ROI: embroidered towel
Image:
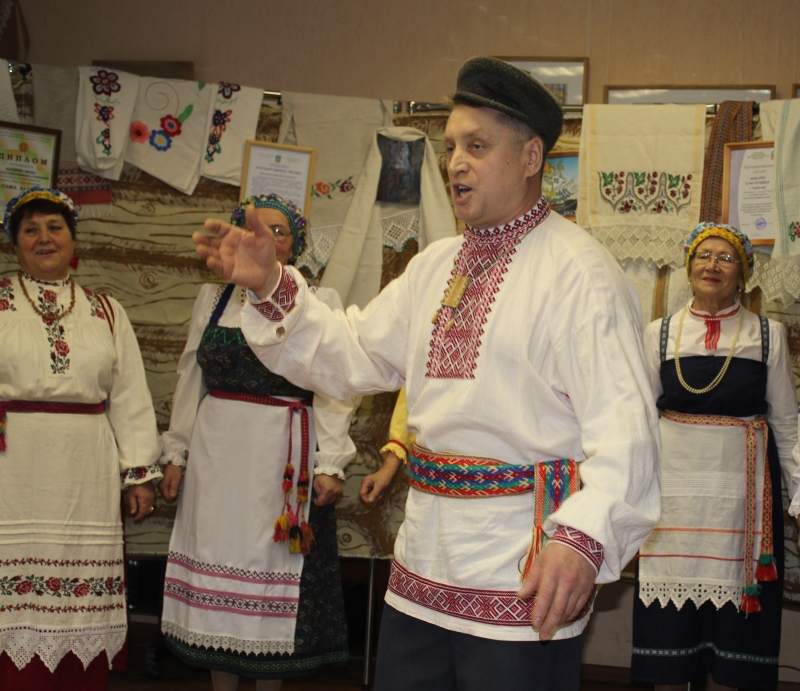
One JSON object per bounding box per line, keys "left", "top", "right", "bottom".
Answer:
{"left": 578, "top": 104, "right": 706, "bottom": 267}
{"left": 32, "top": 64, "right": 79, "bottom": 163}
{"left": 0, "top": 61, "right": 18, "bottom": 123}
{"left": 320, "top": 127, "right": 456, "bottom": 308}
{"left": 699, "top": 101, "right": 753, "bottom": 223}
{"left": 761, "top": 100, "right": 800, "bottom": 257}
{"left": 201, "top": 82, "right": 262, "bottom": 186}
{"left": 124, "top": 78, "right": 212, "bottom": 195}
{"left": 76, "top": 66, "right": 139, "bottom": 181}
{"left": 278, "top": 92, "right": 393, "bottom": 227}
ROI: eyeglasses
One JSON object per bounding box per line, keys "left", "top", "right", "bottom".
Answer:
{"left": 271, "top": 226, "right": 293, "bottom": 240}
{"left": 691, "top": 250, "right": 740, "bottom": 267}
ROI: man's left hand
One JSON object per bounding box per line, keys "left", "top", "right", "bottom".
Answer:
{"left": 313, "top": 474, "right": 343, "bottom": 506}
{"left": 517, "top": 542, "right": 596, "bottom": 640}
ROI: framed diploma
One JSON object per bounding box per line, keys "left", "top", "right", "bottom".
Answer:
{"left": 722, "top": 141, "right": 774, "bottom": 246}
{"left": 240, "top": 141, "right": 316, "bottom": 217}
{"left": 0, "top": 121, "right": 61, "bottom": 219}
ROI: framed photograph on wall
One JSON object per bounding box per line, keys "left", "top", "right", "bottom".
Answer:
{"left": 0, "top": 120, "right": 61, "bottom": 223}
{"left": 543, "top": 149, "right": 579, "bottom": 220}
{"left": 492, "top": 57, "right": 588, "bottom": 106}
{"left": 240, "top": 141, "right": 316, "bottom": 216}
{"left": 604, "top": 85, "right": 775, "bottom": 105}
{"left": 721, "top": 141, "right": 774, "bottom": 246}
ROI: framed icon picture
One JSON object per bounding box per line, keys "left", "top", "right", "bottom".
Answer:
{"left": 543, "top": 150, "right": 579, "bottom": 220}
{"left": 493, "top": 57, "right": 588, "bottom": 106}
{"left": 604, "top": 85, "right": 775, "bottom": 105}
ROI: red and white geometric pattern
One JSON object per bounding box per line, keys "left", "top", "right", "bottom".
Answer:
{"left": 549, "top": 525, "right": 604, "bottom": 573}
{"left": 427, "top": 199, "right": 550, "bottom": 379}
{"left": 253, "top": 270, "right": 299, "bottom": 322}
{"left": 387, "top": 560, "right": 535, "bottom": 626}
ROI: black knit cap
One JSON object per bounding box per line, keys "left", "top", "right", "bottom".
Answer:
{"left": 453, "top": 56, "right": 564, "bottom": 153}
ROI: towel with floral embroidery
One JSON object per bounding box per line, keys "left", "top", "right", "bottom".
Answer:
{"left": 201, "top": 82, "right": 262, "bottom": 186}
{"left": 124, "top": 78, "right": 211, "bottom": 195}
{"left": 761, "top": 100, "right": 800, "bottom": 258}
{"left": 578, "top": 104, "right": 706, "bottom": 268}
{"left": 75, "top": 66, "right": 139, "bottom": 181}
{"left": 278, "top": 92, "right": 394, "bottom": 228}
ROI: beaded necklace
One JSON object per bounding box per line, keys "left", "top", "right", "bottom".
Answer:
{"left": 674, "top": 306, "right": 743, "bottom": 395}
{"left": 18, "top": 270, "right": 76, "bottom": 321}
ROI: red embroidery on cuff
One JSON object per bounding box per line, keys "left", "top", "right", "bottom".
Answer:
{"left": 550, "top": 525, "right": 604, "bottom": 572}
{"left": 253, "top": 271, "right": 299, "bottom": 322}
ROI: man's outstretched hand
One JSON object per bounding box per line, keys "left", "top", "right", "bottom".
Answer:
{"left": 193, "top": 205, "right": 282, "bottom": 300}
{"left": 517, "top": 542, "right": 596, "bottom": 640}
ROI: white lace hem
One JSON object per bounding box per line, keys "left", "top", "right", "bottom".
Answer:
{"left": 162, "top": 620, "right": 295, "bottom": 656}
{"left": 749, "top": 251, "right": 800, "bottom": 305}
{"left": 0, "top": 624, "right": 126, "bottom": 672}
{"left": 586, "top": 225, "right": 687, "bottom": 268}
{"left": 638, "top": 580, "right": 743, "bottom": 611}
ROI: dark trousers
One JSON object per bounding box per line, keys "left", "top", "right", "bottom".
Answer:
{"left": 374, "top": 605, "right": 583, "bottom": 691}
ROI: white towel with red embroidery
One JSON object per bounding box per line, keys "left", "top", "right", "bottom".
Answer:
{"left": 201, "top": 82, "right": 262, "bottom": 186}
{"left": 578, "top": 104, "right": 706, "bottom": 268}
{"left": 76, "top": 67, "right": 139, "bottom": 181}
{"left": 124, "top": 78, "right": 212, "bottom": 195}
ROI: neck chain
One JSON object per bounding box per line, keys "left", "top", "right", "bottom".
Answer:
{"left": 18, "top": 270, "right": 76, "bottom": 321}
{"left": 674, "top": 306, "right": 743, "bottom": 394}
{"left": 432, "top": 208, "right": 547, "bottom": 330}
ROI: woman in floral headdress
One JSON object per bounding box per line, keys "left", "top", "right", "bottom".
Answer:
{"left": 631, "top": 223, "right": 800, "bottom": 690}
{"left": 0, "top": 187, "right": 162, "bottom": 690}
{"left": 158, "top": 194, "right": 356, "bottom": 691}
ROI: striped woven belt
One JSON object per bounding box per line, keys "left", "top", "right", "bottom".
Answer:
{"left": 661, "top": 409, "right": 775, "bottom": 613}
{"left": 0, "top": 400, "right": 106, "bottom": 452}
{"left": 409, "top": 444, "right": 578, "bottom": 499}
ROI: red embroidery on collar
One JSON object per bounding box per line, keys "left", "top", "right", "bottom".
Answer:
{"left": 426, "top": 200, "right": 550, "bottom": 379}
{"left": 687, "top": 305, "right": 740, "bottom": 352}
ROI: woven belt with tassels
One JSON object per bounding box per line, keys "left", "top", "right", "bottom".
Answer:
{"left": 409, "top": 445, "right": 580, "bottom": 581}
{"left": 0, "top": 400, "right": 106, "bottom": 452}
{"left": 209, "top": 390, "right": 315, "bottom": 556}
{"left": 662, "top": 410, "right": 777, "bottom": 613}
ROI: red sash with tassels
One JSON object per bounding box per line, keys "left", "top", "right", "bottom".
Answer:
{"left": 662, "top": 410, "right": 777, "bottom": 613}
{"left": 209, "top": 390, "right": 315, "bottom": 555}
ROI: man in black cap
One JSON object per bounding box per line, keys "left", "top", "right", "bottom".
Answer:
{"left": 193, "top": 56, "right": 660, "bottom": 690}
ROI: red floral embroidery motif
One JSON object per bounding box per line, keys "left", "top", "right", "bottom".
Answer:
{"left": 121, "top": 462, "right": 161, "bottom": 485}
{"left": 0, "top": 277, "right": 14, "bottom": 312}
{"left": 427, "top": 200, "right": 550, "bottom": 379}
{"left": 28, "top": 280, "right": 71, "bottom": 375}
{"left": 74, "top": 583, "right": 90, "bottom": 597}
{"left": 15, "top": 580, "right": 32, "bottom": 595}
{"left": 83, "top": 287, "right": 109, "bottom": 322}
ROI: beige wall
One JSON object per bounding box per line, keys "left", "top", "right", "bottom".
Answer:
{"left": 21, "top": 0, "right": 800, "bottom": 102}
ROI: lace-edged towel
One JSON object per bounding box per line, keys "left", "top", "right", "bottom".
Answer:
{"left": 578, "top": 104, "right": 706, "bottom": 267}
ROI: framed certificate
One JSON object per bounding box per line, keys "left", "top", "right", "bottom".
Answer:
{"left": 240, "top": 141, "right": 316, "bottom": 217}
{"left": 722, "top": 141, "right": 774, "bottom": 245}
{"left": 0, "top": 121, "right": 61, "bottom": 218}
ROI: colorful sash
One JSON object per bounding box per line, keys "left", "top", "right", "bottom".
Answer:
{"left": 409, "top": 445, "right": 580, "bottom": 580}
{"left": 208, "top": 389, "right": 315, "bottom": 556}
{"left": 0, "top": 400, "right": 106, "bottom": 452}
{"left": 662, "top": 410, "right": 776, "bottom": 612}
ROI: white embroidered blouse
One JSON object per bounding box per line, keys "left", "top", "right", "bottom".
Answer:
{"left": 239, "top": 203, "right": 661, "bottom": 641}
